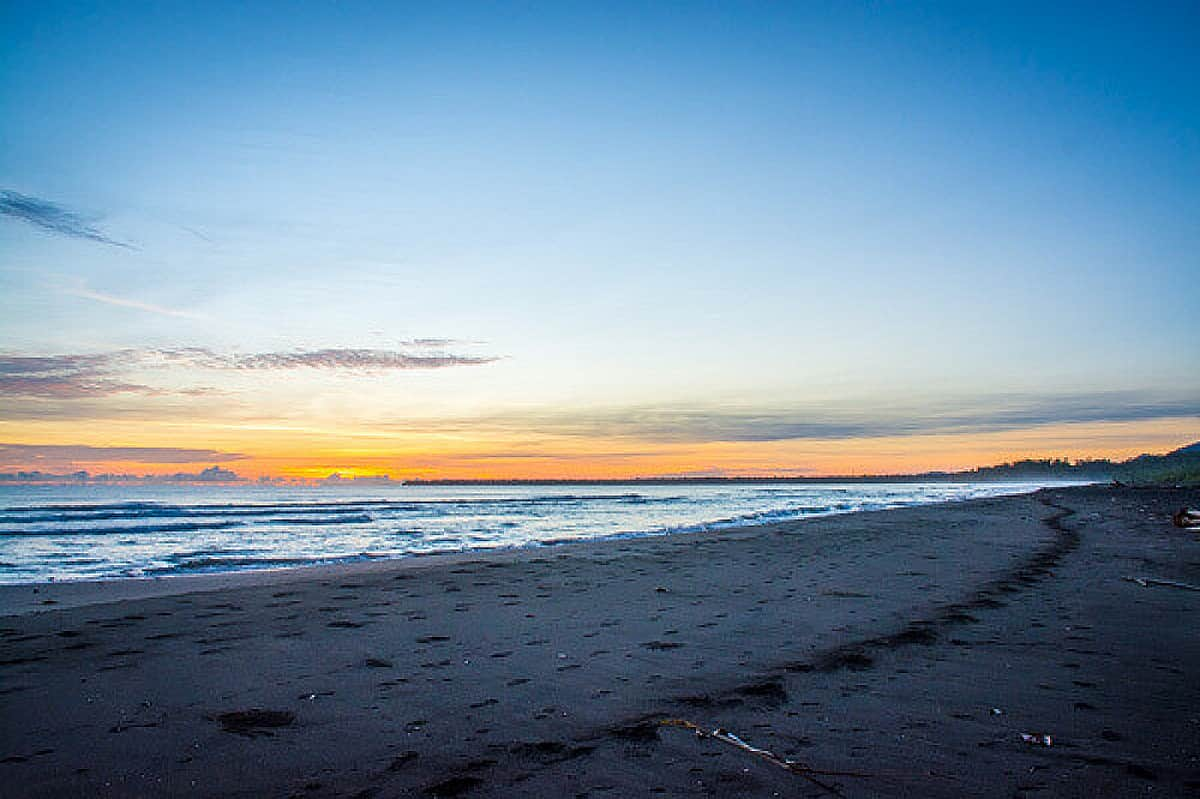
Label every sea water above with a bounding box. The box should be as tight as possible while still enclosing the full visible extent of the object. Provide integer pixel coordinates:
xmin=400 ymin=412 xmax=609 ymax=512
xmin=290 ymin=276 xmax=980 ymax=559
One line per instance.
xmin=0 ymin=481 xmax=1073 ymax=583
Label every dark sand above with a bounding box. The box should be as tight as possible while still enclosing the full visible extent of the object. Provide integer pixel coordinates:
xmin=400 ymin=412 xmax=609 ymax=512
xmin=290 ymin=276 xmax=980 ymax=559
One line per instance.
xmin=1 ymin=486 xmax=1198 ymax=797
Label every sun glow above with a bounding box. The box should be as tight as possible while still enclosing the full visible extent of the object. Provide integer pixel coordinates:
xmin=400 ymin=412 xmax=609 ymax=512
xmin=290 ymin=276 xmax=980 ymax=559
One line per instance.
xmin=3 ymin=415 xmax=1193 ymax=482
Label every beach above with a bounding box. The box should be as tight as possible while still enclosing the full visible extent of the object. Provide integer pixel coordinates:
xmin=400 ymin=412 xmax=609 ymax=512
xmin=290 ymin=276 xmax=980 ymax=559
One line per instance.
xmin=1 ymin=485 xmax=1197 ymax=797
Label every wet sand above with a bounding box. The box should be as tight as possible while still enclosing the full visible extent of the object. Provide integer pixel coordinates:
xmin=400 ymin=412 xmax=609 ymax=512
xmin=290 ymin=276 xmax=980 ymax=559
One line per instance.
xmin=1 ymin=486 xmax=1198 ymax=797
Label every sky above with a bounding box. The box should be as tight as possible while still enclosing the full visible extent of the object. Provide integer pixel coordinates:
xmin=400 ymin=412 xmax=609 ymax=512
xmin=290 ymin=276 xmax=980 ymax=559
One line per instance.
xmin=1 ymin=1 xmax=1197 ymax=480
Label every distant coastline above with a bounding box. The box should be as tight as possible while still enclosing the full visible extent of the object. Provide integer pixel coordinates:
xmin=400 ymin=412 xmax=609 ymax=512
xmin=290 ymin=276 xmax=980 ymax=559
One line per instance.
xmin=406 ymin=442 xmax=1199 ymax=486
xmin=1 ymin=441 xmax=1196 ymax=486
xmin=400 ymin=474 xmax=1090 ymax=486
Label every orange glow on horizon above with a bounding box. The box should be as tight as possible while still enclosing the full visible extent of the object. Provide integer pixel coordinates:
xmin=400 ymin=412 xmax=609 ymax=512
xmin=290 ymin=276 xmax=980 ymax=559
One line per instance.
xmin=3 ymin=417 xmax=1194 ymax=481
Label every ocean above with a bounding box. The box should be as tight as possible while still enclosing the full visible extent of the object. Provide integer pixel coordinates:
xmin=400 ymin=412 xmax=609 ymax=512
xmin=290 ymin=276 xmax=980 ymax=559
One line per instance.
xmin=0 ymin=481 xmax=1071 ymax=583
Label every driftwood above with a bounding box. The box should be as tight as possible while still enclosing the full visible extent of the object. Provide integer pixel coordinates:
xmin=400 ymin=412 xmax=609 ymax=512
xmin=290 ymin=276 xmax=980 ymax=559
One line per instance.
xmin=659 ymin=717 xmax=872 ymax=796
xmin=1172 ymin=508 xmax=1200 ymax=531
xmin=1123 ymin=576 xmax=1200 ymax=592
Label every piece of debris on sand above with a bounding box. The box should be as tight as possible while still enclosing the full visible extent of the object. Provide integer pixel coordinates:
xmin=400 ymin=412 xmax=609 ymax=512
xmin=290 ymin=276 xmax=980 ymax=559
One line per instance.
xmin=216 ymin=709 xmax=295 ymax=737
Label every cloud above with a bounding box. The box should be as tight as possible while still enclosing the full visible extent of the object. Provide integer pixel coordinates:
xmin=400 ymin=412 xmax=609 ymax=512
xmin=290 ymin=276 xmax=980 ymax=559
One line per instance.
xmin=0 ymin=443 xmax=247 ymax=471
xmin=0 ymin=344 xmax=499 ymax=401
xmin=154 ymin=346 xmax=498 ymax=371
xmin=0 ymin=189 xmax=132 ymax=248
xmin=474 ymin=391 xmax=1200 ymax=443
xmin=0 ymin=352 xmax=151 ymax=398
xmin=443 ymin=450 xmax=665 ymax=461
xmin=188 ymin=465 xmax=242 ymax=481
xmin=403 ymin=338 xmax=464 ymax=347
xmin=65 ymin=285 xmax=206 ymax=320
xmin=225 ymin=348 xmax=499 ymax=370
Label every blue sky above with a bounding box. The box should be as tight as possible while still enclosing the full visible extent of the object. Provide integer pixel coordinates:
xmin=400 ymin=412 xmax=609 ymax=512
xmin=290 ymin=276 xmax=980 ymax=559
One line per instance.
xmin=1 ymin=1 xmax=1197 ymax=477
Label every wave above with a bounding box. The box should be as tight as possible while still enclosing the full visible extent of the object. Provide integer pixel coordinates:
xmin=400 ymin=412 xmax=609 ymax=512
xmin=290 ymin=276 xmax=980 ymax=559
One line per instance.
xmin=0 ymin=505 xmax=382 ymax=523
xmin=0 ymin=492 xmax=672 ymax=519
xmin=141 ymin=552 xmax=384 ymax=576
xmin=696 ymin=504 xmax=836 ymax=529
xmin=143 ymin=556 xmax=325 ymax=575
xmin=0 ymin=519 xmax=247 ymax=537
xmin=0 ymin=512 xmax=379 ymax=536
xmin=256 ymin=514 xmax=373 ymax=526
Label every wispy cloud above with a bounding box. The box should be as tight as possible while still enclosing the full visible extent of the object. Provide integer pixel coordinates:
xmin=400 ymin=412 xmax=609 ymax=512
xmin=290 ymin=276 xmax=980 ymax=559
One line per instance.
xmin=224 ymin=348 xmax=497 ymax=370
xmin=403 ymin=338 xmax=479 ymax=348
xmin=444 ymin=450 xmax=666 ymax=461
xmin=0 ymin=189 xmax=133 ymax=248
xmin=0 ymin=344 xmax=500 ymax=399
xmin=65 ymin=284 xmax=206 ymax=320
xmin=464 ymin=391 xmax=1200 ymax=443
xmin=0 ymin=443 xmax=247 ymax=471
xmin=0 ymin=352 xmax=150 ymax=398
xmin=151 ymin=346 xmax=497 ymax=371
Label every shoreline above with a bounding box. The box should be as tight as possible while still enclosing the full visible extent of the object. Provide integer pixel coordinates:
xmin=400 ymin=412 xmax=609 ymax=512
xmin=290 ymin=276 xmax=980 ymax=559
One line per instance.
xmin=0 ymin=481 xmax=1075 ymax=587
xmin=1 ymin=484 xmax=1197 ymax=797
xmin=0 ymin=486 xmax=1054 ymax=616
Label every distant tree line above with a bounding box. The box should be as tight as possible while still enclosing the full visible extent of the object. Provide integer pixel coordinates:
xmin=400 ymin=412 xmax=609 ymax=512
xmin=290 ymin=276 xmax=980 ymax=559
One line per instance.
xmin=959 ymin=443 xmax=1199 ymax=486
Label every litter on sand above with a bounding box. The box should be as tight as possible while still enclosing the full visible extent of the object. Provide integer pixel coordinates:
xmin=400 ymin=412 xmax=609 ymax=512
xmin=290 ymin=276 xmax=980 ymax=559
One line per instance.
xmin=659 ymin=717 xmax=870 ymax=797
xmin=1123 ymin=576 xmax=1200 ymax=592
xmin=1020 ymin=733 xmax=1053 ymax=747
xmin=1171 ymin=508 xmax=1200 ymax=530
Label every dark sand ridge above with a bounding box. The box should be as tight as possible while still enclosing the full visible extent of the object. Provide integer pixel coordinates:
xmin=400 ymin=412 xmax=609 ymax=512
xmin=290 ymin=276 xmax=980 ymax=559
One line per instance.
xmin=0 ymin=486 xmax=1197 ymax=797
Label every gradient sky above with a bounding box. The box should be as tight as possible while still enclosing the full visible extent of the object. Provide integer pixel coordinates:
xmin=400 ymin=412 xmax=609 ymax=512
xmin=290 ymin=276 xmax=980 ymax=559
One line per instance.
xmin=1 ymin=1 xmax=1197 ymax=479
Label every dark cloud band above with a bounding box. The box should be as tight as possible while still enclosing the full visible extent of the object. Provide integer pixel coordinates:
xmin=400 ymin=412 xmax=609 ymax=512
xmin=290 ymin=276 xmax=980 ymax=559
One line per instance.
xmin=0 ymin=346 xmax=499 ymax=399
xmin=0 ymin=443 xmax=246 ymax=469
xmin=0 ymin=352 xmax=147 ymax=399
xmin=476 ymin=392 xmax=1200 ymax=443
xmin=0 ymin=189 xmax=132 ymax=248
